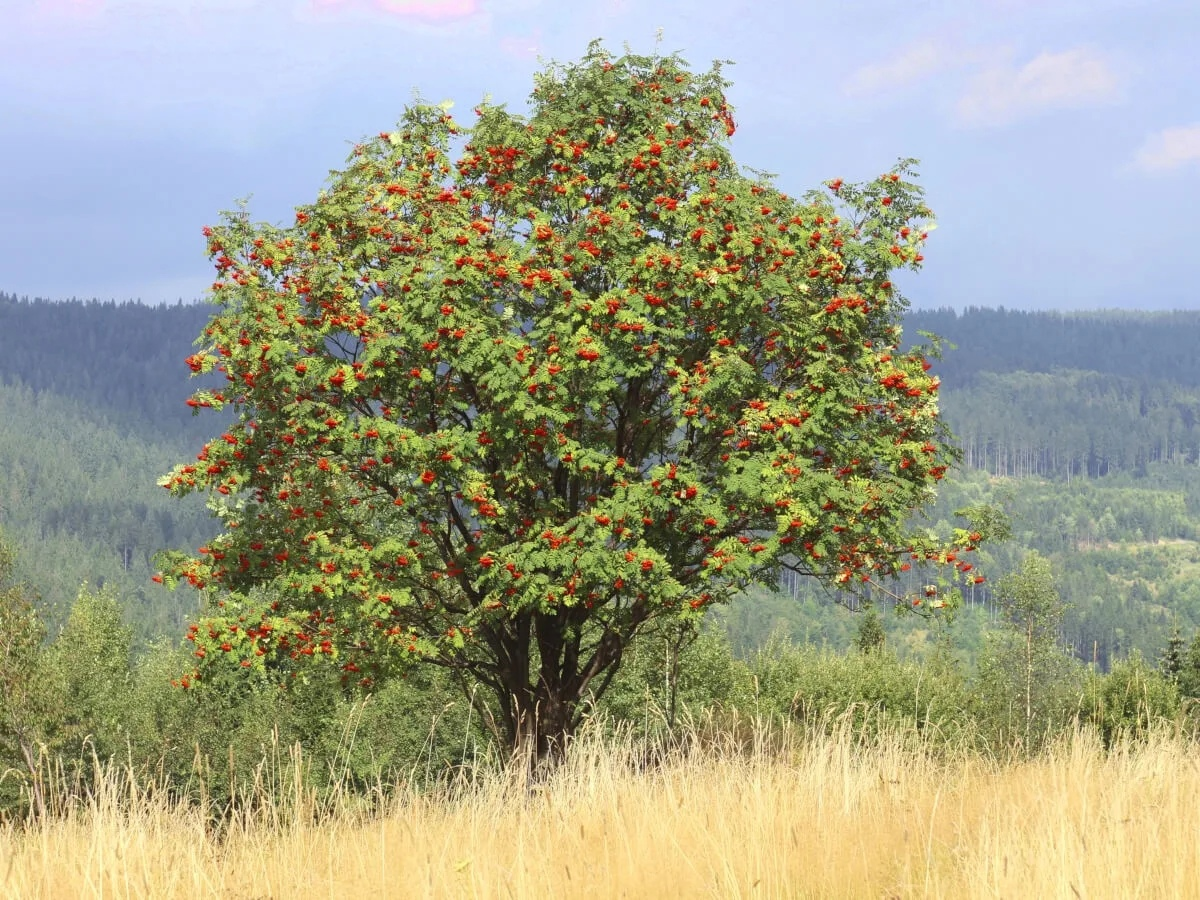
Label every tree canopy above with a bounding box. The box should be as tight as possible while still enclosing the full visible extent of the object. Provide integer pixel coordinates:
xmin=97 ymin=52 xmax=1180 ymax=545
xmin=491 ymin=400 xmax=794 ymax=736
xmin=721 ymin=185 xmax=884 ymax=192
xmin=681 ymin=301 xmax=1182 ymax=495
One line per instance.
xmin=159 ymin=41 xmax=968 ymax=759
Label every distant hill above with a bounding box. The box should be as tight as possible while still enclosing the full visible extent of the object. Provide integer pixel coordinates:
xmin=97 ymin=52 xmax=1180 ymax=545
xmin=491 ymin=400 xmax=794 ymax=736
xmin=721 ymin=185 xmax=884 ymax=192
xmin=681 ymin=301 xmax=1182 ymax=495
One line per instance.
xmin=907 ymin=307 xmax=1200 ymax=388
xmin=0 ymin=380 xmax=211 ymax=639
xmin=943 ymin=369 xmax=1200 ymax=478
xmin=4 ymin=294 xmax=1197 ymax=450
xmin=0 ymin=292 xmax=222 ymax=444
xmin=3 ymin=293 xmax=1197 ymax=488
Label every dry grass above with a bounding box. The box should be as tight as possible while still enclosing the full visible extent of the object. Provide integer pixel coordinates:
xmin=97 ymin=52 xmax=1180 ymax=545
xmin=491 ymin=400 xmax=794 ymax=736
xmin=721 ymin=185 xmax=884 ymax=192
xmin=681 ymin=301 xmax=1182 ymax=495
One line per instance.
xmin=3 ymin=720 xmax=1199 ymax=899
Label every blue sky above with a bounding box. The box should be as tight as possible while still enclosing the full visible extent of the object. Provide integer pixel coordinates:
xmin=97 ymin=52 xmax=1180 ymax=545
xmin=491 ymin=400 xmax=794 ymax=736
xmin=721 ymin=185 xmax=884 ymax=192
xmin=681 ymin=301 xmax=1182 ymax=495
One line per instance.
xmin=2 ymin=0 xmax=1197 ymax=311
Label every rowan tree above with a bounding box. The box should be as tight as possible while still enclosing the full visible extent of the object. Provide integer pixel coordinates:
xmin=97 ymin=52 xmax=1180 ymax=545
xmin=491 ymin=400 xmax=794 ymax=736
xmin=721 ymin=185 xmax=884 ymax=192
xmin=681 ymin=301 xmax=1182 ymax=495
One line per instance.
xmin=158 ymin=41 xmax=980 ymax=760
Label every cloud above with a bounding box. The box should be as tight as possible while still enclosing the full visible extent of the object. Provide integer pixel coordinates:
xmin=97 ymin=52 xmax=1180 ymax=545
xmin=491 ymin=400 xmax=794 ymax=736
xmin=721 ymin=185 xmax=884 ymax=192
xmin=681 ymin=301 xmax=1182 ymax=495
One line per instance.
xmin=956 ymin=47 xmax=1121 ymax=126
xmin=499 ymin=29 xmax=541 ymax=60
xmin=1133 ymin=125 xmax=1200 ymax=173
xmin=309 ymin=0 xmax=480 ymax=19
xmin=844 ymin=39 xmax=958 ymax=96
xmin=33 ymin=0 xmax=103 ymax=11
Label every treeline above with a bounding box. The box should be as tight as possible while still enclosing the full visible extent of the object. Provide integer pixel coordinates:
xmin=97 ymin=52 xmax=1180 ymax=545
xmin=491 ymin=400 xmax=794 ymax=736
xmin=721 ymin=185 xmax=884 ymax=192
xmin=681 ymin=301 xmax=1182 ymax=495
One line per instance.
xmin=908 ymin=307 xmax=1200 ymax=388
xmin=942 ymin=370 xmax=1200 ymax=479
xmin=0 ymin=292 xmax=222 ymax=444
xmin=5 ymin=295 xmax=1199 ymax=459
xmin=5 ymin=295 xmax=1198 ymax=480
xmin=906 ymin=307 xmax=1200 ymax=480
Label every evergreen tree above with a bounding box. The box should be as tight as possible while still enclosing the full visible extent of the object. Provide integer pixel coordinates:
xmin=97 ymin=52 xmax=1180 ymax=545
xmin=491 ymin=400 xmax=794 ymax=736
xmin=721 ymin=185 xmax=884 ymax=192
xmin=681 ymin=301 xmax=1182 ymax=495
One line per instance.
xmin=1179 ymin=632 xmax=1200 ymax=700
xmin=853 ymin=608 xmax=886 ymax=655
xmin=1160 ymin=621 xmax=1186 ymax=682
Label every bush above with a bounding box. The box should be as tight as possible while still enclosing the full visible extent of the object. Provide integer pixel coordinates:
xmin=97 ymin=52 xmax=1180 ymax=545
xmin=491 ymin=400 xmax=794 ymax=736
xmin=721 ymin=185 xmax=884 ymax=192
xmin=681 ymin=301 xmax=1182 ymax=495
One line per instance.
xmin=596 ymin=624 xmax=756 ymax=736
xmin=120 ymin=644 xmax=491 ymax=812
xmin=1081 ymin=651 xmax=1182 ymax=746
xmin=748 ymin=635 xmax=975 ymax=747
xmin=971 ymin=631 xmax=1085 ymax=754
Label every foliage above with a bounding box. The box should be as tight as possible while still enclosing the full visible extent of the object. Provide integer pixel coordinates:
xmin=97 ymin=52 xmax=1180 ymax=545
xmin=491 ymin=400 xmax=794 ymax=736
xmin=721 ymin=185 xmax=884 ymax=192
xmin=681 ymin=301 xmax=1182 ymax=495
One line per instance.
xmin=911 ymin=465 xmax=1200 ymax=670
xmin=4 ymin=543 xmax=1198 ymax=822
xmin=993 ymin=552 xmax=1068 ymax=645
xmin=748 ymin=635 xmax=974 ymax=745
xmin=0 ymin=534 xmax=58 ymax=817
xmin=1161 ymin=621 xmax=1186 ymax=681
xmin=1080 ymin=650 xmax=1182 ymax=746
xmin=595 ymin=622 xmax=755 ymax=733
xmin=146 ymin=652 xmax=484 ymax=806
xmin=0 ymin=576 xmax=162 ymax=819
xmin=158 ymin=42 xmax=964 ymax=758
xmin=43 ymin=585 xmax=137 ymax=772
xmin=1179 ymin=632 xmax=1200 ymax=700
xmin=853 ymin=607 xmax=886 ymax=654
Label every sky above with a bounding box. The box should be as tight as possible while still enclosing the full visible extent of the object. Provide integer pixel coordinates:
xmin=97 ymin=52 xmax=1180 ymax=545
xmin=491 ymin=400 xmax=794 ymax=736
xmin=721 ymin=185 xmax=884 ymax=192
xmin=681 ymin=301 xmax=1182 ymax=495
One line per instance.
xmin=1 ymin=0 xmax=1197 ymax=312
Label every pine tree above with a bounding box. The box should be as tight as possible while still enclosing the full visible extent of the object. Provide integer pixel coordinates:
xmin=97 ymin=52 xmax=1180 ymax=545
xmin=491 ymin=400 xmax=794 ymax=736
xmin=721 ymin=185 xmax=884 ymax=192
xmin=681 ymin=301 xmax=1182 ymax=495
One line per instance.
xmin=853 ymin=608 xmax=886 ymax=655
xmin=1160 ymin=620 xmax=1185 ymax=682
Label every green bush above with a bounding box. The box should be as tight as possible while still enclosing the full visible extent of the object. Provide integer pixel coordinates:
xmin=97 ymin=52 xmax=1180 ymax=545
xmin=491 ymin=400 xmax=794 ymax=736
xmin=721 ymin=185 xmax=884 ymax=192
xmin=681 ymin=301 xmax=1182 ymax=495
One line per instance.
xmin=971 ymin=631 xmax=1085 ymax=754
xmin=119 ymin=644 xmax=490 ymax=810
xmin=44 ymin=584 xmax=136 ymax=769
xmin=596 ymin=624 xmax=756 ymax=735
xmin=748 ymin=635 xmax=974 ymax=747
xmin=1080 ymin=651 xmax=1181 ymax=746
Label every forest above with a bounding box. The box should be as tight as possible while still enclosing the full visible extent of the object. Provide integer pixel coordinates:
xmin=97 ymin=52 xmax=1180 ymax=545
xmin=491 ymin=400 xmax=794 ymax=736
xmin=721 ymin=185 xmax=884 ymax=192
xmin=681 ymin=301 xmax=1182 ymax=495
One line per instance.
xmin=2 ymin=291 xmax=1199 ymax=768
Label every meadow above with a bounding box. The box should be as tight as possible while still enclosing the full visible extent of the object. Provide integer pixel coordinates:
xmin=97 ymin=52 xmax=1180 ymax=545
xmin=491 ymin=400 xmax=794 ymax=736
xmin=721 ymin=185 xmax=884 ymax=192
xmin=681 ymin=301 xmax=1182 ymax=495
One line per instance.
xmin=4 ymin=718 xmax=1197 ymax=899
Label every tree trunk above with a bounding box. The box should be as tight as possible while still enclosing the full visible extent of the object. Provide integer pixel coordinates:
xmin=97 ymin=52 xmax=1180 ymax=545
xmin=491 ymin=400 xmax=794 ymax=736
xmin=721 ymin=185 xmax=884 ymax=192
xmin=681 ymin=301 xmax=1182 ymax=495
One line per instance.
xmin=19 ymin=738 xmax=46 ymax=822
xmin=509 ymin=689 xmax=575 ymax=770
xmin=665 ymin=636 xmax=680 ymax=731
xmin=1025 ymin=621 xmax=1033 ymax=750
xmin=486 ymin=609 xmax=637 ymax=775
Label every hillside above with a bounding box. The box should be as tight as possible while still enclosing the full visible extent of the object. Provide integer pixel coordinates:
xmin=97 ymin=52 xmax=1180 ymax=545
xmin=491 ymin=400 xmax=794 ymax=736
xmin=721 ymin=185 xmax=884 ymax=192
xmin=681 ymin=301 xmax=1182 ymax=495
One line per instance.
xmin=2 ymin=294 xmax=1200 ymax=664
xmin=907 ymin=307 xmax=1200 ymax=388
xmin=0 ymin=381 xmax=210 ymax=638
xmin=0 ymin=292 xmax=224 ymax=444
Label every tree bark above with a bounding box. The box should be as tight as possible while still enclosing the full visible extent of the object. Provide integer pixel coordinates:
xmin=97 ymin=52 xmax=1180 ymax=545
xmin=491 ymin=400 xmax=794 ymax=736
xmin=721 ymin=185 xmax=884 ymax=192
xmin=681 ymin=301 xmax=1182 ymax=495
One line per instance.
xmin=18 ymin=738 xmax=46 ymax=822
xmin=484 ymin=606 xmax=641 ymax=774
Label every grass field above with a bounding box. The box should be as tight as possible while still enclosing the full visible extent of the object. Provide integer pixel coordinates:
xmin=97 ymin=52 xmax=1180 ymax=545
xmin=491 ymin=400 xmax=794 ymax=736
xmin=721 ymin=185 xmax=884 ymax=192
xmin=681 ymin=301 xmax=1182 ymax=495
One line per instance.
xmin=3 ymin=720 xmax=1198 ymax=899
